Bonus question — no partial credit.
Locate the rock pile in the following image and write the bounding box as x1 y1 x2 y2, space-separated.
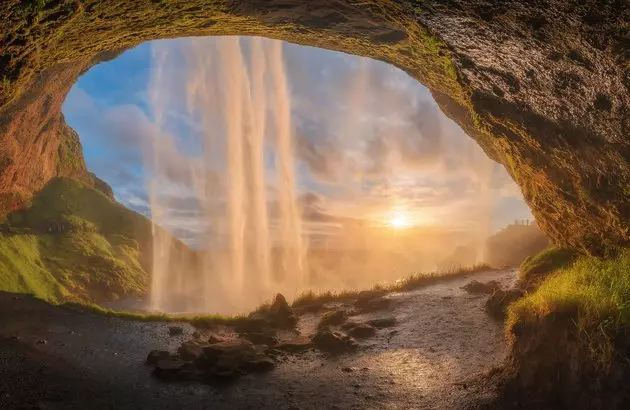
147 336 275 381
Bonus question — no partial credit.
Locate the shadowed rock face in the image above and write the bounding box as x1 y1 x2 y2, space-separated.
0 0 628 255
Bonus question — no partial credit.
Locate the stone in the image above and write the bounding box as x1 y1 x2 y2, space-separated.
312 329 358 354
146 350 170 365
461 280 501 295
207 334 226 344
318 310 347 329
178 340 207 360
153 356 188 377
240 332 278 346
367 317 397 329
168 326 184 336
266 293 299 328
348 323 376 339
277 336 313 353
485 288 525 319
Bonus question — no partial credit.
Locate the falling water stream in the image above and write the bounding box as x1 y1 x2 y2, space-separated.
147 37 306 314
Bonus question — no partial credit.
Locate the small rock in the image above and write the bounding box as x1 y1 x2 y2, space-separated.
277 336 313 352
318 310 347 329
153 356 188 378
178 340 207 360
207 333 226 344
267 293 299 328
146 350 171 365
168 326 184 336
485 288 525 319
461 280 501 295
367 317 397 329
342 366 354 372
348 323 376 338
312 328 358 354
241 332 278 346
10 335 21 341
36 339 47 345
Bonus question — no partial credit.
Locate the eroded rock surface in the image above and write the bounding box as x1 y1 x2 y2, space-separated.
0 1 627 254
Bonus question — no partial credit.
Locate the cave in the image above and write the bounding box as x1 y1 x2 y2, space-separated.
1 0 628 257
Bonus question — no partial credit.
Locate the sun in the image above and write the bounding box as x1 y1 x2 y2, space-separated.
388 211 412 230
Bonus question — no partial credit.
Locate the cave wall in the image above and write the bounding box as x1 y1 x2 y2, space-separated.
0 0 628 255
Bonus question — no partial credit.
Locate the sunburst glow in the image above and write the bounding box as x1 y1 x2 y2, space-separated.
388 211 412 229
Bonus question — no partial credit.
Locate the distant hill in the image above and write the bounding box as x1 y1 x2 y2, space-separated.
440 222 550 269
0 177 197 304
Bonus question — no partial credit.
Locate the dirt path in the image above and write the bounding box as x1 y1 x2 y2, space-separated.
0 269 517 409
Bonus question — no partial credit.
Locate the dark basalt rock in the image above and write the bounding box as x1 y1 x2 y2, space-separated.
312 329 358 354
146 350 170 365
347 323 376 339
149 338 276 381
318 310 347 329
277 336 313 353
485 288 525 319
461 280 502 295
240 332 278 347
265 293 299 328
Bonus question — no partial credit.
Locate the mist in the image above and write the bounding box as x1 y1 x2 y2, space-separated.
63 36 533 314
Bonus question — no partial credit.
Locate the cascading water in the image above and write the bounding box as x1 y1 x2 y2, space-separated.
147 37 306 314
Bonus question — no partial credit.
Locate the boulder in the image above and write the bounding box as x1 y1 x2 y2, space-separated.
153 356 189 379
485 288 525 319
312 329 358 354
146 350 170 365
178 339 207 360
461 280 501 295
367 317 397 329
266 293 299 328
318 310 347 329
277 336 313 353
347 323 376 339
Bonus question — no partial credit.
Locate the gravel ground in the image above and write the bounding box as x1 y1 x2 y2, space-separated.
0 269 517 409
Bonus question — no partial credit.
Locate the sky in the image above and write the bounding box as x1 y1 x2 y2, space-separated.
62 36 532 249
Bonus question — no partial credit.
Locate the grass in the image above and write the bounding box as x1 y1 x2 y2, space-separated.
509 249 630 334
507 249 630 370
519 246 578 285
61 300 246 328
291 263 494 307
0 177 154 303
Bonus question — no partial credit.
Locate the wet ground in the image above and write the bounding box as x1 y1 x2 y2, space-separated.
0 269 517 409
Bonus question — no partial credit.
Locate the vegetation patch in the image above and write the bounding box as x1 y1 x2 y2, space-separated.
519 246 578 288
0 177 153 303
504 249 630 408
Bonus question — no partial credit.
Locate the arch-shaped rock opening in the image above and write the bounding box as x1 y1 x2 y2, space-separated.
0 0 628 257
62 35 543 313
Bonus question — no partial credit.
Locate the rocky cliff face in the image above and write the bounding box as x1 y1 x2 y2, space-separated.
0 0 628 254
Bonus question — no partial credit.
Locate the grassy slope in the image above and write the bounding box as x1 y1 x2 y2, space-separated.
0 177 152 303
509 250 630 341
